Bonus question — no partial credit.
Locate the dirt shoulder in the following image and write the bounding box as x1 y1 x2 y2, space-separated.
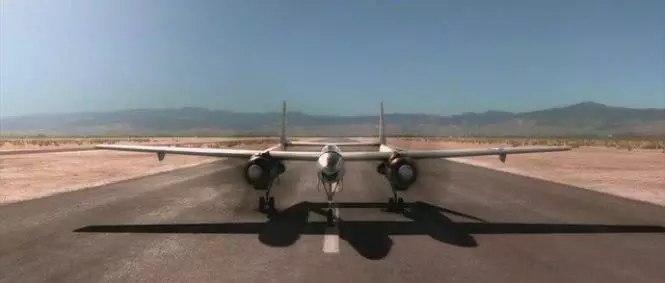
0 137 275 153
389 139 665 206
0 140 278 204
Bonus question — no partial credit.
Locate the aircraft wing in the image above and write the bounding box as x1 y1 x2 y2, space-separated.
95 144 320 161
341 146 572 161
97 144 571 162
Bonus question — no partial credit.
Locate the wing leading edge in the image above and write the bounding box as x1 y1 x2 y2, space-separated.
96 144 570 162
95 144 321 161
341 146 572 161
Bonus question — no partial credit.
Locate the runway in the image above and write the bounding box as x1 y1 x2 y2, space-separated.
1 146 665 282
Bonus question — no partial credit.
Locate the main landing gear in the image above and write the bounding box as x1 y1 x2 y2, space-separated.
258 178 278 213
387 191 406 212
258 193 275 213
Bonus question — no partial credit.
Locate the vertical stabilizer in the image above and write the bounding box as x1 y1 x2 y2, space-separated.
379 101 386 144
280 100 288 145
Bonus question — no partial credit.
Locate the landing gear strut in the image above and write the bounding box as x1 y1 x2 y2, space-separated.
388 190 406 212
319 179 339 227
258 193 275 213
257 177 281 213
325 206 334 227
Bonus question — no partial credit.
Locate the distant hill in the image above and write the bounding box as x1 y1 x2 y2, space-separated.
2 102 664 137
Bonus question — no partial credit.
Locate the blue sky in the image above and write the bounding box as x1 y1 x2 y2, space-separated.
1 0 663 117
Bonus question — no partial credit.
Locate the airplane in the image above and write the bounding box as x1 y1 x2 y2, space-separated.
96 101 572 226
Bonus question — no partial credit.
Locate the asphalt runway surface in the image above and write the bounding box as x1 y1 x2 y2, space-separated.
1 143 665 282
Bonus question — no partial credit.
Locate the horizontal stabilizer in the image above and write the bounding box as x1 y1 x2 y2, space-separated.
288 141 381 147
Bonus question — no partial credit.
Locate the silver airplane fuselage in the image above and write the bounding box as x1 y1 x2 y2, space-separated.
316 144 345 201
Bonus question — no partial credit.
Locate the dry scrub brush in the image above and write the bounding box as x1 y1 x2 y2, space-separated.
0 137 154 147
392 137 664 151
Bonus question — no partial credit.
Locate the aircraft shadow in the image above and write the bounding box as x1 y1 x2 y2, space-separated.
74 201 665 260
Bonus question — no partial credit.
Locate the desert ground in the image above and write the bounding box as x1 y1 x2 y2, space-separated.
0 137 276 153
0 138 279 204
390 138 665 206
1 137 663 206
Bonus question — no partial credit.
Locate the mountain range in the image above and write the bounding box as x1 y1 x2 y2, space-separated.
2 102 664 137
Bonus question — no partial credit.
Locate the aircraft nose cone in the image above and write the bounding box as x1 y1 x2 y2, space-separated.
317 152 342 175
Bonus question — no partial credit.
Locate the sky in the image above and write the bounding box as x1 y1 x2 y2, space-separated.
1 0 664 117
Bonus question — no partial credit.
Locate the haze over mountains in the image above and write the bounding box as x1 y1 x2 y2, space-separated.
2 102 664 137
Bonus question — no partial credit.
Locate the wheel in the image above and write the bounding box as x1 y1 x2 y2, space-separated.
267 197 275 210
258 196 266 212
326 209 334 226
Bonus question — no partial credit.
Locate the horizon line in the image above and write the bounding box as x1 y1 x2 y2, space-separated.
3 100 664 119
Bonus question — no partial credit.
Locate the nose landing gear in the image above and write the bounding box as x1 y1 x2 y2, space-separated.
318 179 341 227
325 205 335 227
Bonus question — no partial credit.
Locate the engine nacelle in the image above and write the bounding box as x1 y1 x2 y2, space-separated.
244 153 285 190
377 154 418 191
